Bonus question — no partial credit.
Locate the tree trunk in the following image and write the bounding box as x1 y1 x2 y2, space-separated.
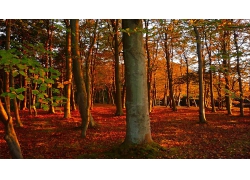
111 19 123 116
144 19 153 113
233 30 244 116
222 30 232 115
70 82 76 111
0 100 23 158
183 52 190 107
21 71 28 110
194 25 207 123
204 32 216 112
10 69 23 127
71 19 91 137
0 19 23 159
164 32 177 111
47 20 55 114
64 19 72 118
122 19 153 145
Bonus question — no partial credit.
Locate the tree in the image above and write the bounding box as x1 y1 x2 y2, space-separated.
203 24 216 112
193 23 207 123
162 20 177 111
0 19 23 158
71 19 93 137
63 19 72 118
122 19 153 145
111 19 123 116
233 27 244 116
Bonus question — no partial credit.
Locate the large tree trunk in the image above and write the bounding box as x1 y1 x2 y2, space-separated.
64 19 72 118
233 30 244 116
111 19 123 116
71 19 91 137
122 19 153 145
194 25 207 124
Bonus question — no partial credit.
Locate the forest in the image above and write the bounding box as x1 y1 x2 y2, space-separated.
0 19 250 160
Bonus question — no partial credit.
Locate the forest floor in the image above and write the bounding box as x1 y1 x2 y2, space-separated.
0 104 250 159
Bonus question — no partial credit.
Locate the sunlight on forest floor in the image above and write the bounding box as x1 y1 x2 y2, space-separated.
0 105 249 159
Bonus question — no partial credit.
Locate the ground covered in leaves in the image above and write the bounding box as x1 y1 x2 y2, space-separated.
0 105 250 159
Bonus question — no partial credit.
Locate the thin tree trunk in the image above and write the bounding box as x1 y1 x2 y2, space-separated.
48 20 55 114
71 19 90 137
21 71 28 110
64 19 72 118
183 52 190 107
10 69 23 127
164 32 177 111
70 81 76 111
204 32 216 112
222 30 232 115
111 19 123 116
84 20 98 126
144 19 153 113
233 30 244 116
194 25 207 123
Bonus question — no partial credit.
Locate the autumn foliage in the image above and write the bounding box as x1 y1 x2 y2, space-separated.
0 105 249 159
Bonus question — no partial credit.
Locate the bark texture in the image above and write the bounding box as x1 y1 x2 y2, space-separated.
122 19 153 145
194 25 207 123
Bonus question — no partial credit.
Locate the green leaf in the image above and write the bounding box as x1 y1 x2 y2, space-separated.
41 104 49 111
10 87 15 92
32 90 39 95
0 92 8 97
17 94 24 101
45 78 54 84
9 93 17 99
39 83 47 91
16 87 26 94
19 70 27 77
12 70 19 77
29 69 35 74
17 64 27 70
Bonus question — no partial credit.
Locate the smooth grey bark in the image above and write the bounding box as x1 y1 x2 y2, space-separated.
122 19 153 145
194 25 207 123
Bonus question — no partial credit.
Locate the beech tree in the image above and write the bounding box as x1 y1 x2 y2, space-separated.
193 23 207 123
63 19 72 118
0 19 23 158
110 19 123 116
71 19 95 137
122 19 153 145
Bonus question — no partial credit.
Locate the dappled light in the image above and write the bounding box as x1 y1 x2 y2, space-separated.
0 105 249 159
